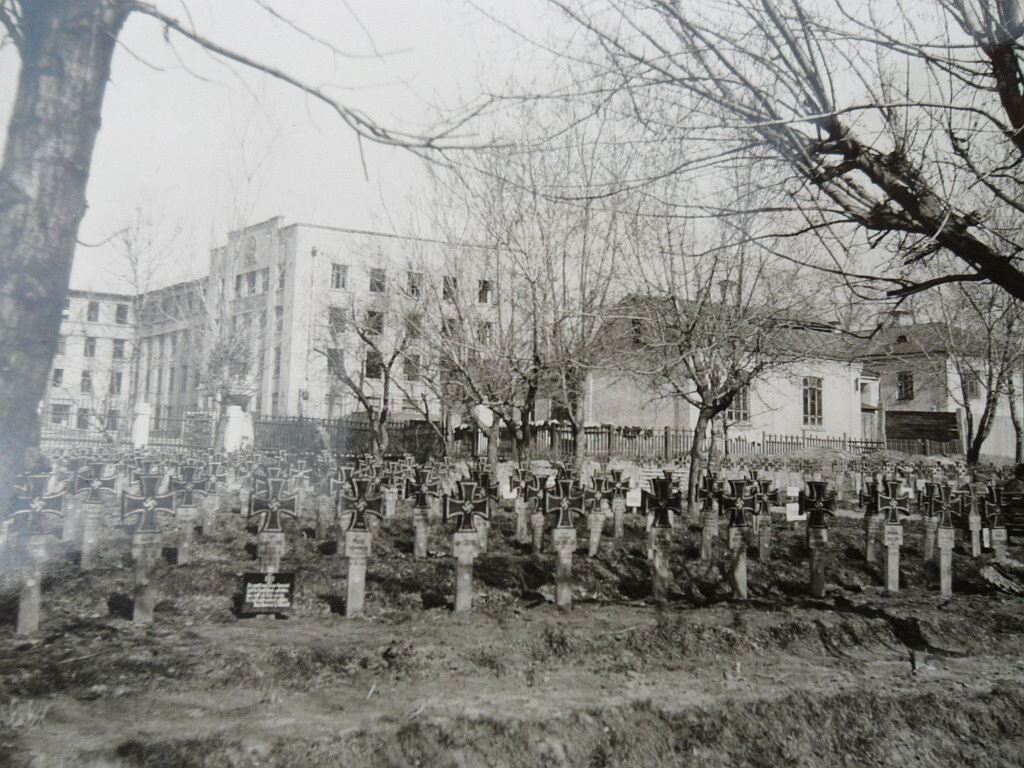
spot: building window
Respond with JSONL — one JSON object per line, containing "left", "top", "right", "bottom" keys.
{"left": 57, "top": 335, "right": 66, "bottom": 355}
{"left": 51, "top": 368, "right": 63, "bottom": 388}
{"left": 169, "top": 332, "right": 177, "bottom": 356}
{"left": 115, "top": 303, "right": 129, "bottom": 324}
{"left": 328, "top": 307, "right": 347, "bottom": 336}
{"left": 51, "top": 404, "right": 71, "bottom": 426}
{"left": 235, "top": 273, "right": 244, "bottom": 297}
{"left": 80, "top": 370, "right": 92, "bottom": 394}
{"left": 726, "top": 386, "right": 750, "bottom": 423}
{"left": 84, "top": 336, "right": 96, "bottom": 357}
{"left": 802, "top": 376, "right": 823, "bottom": 427}
{"left": 76, "top": 408, "right": 91, "bottom": 430}
{"left": 145, "top": 368, "right": 152, "bottom": 395}
{"left": 277, "top": 264, "right": 287, "bottom": 291}
{"left": 365, "top": 349, "right": 384, "bottom": 379}
{"left": 87, "top": 301, "right": 99, "bottom": 322}
{"left": 273, "top": 347, "right": 281, "bottom": 378}
{"left": 106, "top": 410, "right": 120, "bottom": 432}
{"left": 247, "top": 271, "right": 257, "bottom": 295}
{"left": 365, "top": 310, "right": 384, "bottom": 335}
{"left": 327, "top": 348, "right": 345, "bottom": 376}
{"left": 630, "top": 318, "right": 643, "bottom": 346}
{"left": 109, "top": 371, "right": 123, "bottom": 395}
{"left": 402, "top": 397, "right": 417, "bottom": 412}
{"left": 477, "top": 321, "right": 494, "bottom": 345}
{"left": 441, "top": 317, "right": 458, "bottom": 338}
{"left": 156, "top": 367, "right": 163, "bottom": 395}
{"left": 405, "top": 313, "right": 421, "bottom": 340}
{"left": 369, "top": 267, "right": 386, "bottom": 293}
{"left": 167, "top": 367, "right": 175, "bottom": 394}
{"left": 964, "top": 376, "right": 981, "bottom": 400}
{"left": 260, "top": 268, "right": 269, "bottom": 293}
{"left": 897, "top": 371, "right": 914, "bottom": 401}
{"left": 403, "top": 354, "right": 420, "bottom": 381}
{"left": 477, "top": 279, "right": 494, "bottom": 304}
{"left": 331, "top": 263, "right": 348, "bottom": 290}
{"left": 407, "top": 271, "right": 423, "bottom": 297}
{"left": 112, "top": 339, "right": 125, "bottom": 360}
{"left": 443, "top": 275, "right": 457, "bottom": 301}
{"left": 271, "top": 393, "right": 279, "bottom": 415}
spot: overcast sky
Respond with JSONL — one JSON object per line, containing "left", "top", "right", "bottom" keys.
{"left": 0, "top": 0, "right": 558, "bottom": 293}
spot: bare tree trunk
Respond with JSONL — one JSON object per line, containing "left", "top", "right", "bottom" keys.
{"left": 0, "top": 1, "right": 129, "bottom": 494}
{"left": 375, "top": 413, "right": 389, "bottom": 458}
{"left": 1009, "top": 376, "right": 1024, "bottom": 464}
{"left": 213, "top": 398, "right": 229, "bottom": 452}
{"left": 968, "top": 396, "right": 1000, "bottom": 468}
{"left": 707, "top": 414, "right": 724, "bottom": 473}
{"left": 487, "top": 418, "right": 500, "bottom": 478}
{"left": 686, "top": 409, "right": 712, "bottom": 516}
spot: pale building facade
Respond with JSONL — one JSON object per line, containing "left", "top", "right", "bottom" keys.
{"left": 42, "top": 289, "right": 135, "bottom": 438}
{"left": 587, "top": 357, "right": 876, "bottom": 442}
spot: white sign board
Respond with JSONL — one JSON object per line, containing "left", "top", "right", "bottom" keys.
{"left": 785, "top": 502, "right": 804, "bottom": 522}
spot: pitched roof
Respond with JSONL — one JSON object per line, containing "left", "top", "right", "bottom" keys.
{"left": 614, "top": 294, "right": 864, "bottom": 363}
{"left": 857, "top": 322, "right": 966, "bottom": 359}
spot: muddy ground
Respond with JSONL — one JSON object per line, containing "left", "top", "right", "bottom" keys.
{"left": 2, "top": 499, "right": 1023, "bottom": 767}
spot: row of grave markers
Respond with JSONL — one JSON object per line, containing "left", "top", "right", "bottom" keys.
{"left": 3, "top": 451, "right": 1016, "bottom": 635}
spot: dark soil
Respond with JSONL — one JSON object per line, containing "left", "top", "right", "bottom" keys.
{"left": 2, "top": 496, "right": 1023, "bottom": 766}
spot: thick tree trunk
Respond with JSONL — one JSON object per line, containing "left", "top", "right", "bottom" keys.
{"left": 0, "top": 1, "right": 129, "bottom": 496}
{"left": 686, "top": 409, "right": 712, "bottom": 516}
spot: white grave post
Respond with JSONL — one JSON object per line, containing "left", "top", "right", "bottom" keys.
{"left": 552, "top": 526, "right": 577, "bottom": 609}
{"left": 452, "top": 530, "right": 479, "bottom": 613}
{"left": 937, "top": 524, "right": 955, "bottom": 597}
{"left": 650, "top": 525, "right": 673, "bottom": 604}
{"left": 808, "top": 525, "right": 828, "bottom": 598}
{"left": 882, "top": 521, "right": 903, "bottom": 593}
{"left": 16, "top": 534, "right": 49, "bottom": 636}
{"left": 344, "top": 528, "right": 372, "bottom": 618}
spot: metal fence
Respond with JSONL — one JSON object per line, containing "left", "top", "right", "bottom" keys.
{"left": 36, "top": 409, "right": 965, "bottom": 461}
{"left": 456, "top": 424, "right": 961, "bottom": 462}
{"left": 252, "top": 416, "right": 445, "bottom": 462}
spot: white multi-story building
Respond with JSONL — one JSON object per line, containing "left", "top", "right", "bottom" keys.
{"left": 42, "top": 289, "right": 135, "bottom": 439}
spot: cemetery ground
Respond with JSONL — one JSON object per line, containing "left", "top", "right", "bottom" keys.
{"left": 2, "top": 481, "right": 1024, "bottom": 766}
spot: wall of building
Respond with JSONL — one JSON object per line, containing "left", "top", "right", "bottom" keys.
{"left": 719, "top": 360, "right": 866, "bottom": 441}
{"left": 586, "top": 371, "right": 689, "bottom": 429}
{"left": 42, "top": 291, "right": 135, "bottom": 435}
{"left": 134, "top": 280, "right": 205, "bottom": 430}
{"left": 586, "top": 358, "right": 867, "bottom": 440}
{"left": 873, "top": 355, "right": 950, "bottom": 412}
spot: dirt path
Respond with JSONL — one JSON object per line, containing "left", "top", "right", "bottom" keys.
{"left": 9, "top": 601, "right": 1024, "bottom": 766}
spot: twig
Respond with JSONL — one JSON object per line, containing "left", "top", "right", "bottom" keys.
{"left": 366, "top": 683, "right": 376, "bottom": 700}
{"left": 57, "top": 651, "right": 105, "bottom": 665}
